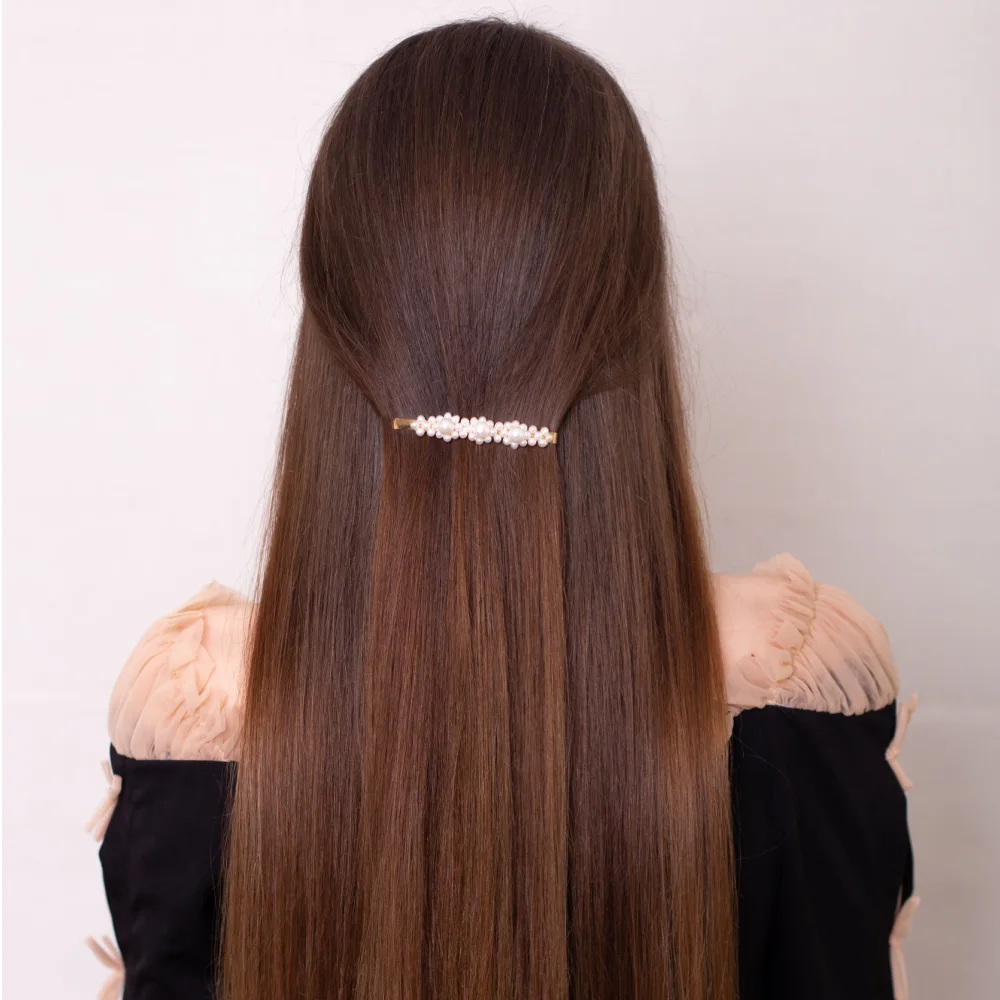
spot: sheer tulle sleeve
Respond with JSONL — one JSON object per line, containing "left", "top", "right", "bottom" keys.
{"left": 108, "top": 583, "right": 251, "bottom": 762}
{"left": 719, "top": 554, "right": 917, "bottom": 1000}
{"left": 716, "top": 553, "right": 899, "bottom": 716}
{"left": 88, "top": 583, "right": 250, "bottom": 997}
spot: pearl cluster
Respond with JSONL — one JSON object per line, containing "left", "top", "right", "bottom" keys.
{"left": 408, "top": 413, "right": 554, "bottom": 449}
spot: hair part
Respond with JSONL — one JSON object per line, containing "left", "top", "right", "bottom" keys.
{"left": 221, "top": 18, "right": 735, "bottom": 1000}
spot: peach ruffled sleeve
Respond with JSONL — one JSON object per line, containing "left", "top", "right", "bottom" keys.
{"left": 716, "top": 553, "right": 900, "bottom": 717}
{"left": 718, "top": 554, "right": 916, "bottom": 998}
{"left": 108, "top": 582, "right": 251, "bottom": 761}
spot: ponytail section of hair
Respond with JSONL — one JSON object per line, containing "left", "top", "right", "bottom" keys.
{"left": 222, "top": 334, "right": 571, "bottom": 999}
{"left": 356, "top": 429, "right": 568, "bottom": 998}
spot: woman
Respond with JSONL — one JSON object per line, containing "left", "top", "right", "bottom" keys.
{"left": 87, "top": 18, "right": 916, "bottom": 1000}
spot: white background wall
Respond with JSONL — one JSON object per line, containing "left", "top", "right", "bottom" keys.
{"left": 4, "top": 1, "right": 997, "bottom": 996}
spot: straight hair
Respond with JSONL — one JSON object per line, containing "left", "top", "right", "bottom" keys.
{"left": 222, "top": 19, "right": 735, "bottom": 1000}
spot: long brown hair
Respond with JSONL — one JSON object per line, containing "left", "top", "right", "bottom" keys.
{"left": 222, "top": 19, "right": 734, "bottom": 1000}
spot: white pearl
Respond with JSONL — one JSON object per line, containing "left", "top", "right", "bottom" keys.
{"left": 398, "top": 413, "right": 554, "bottom": 449}
{"left": 507, "top": 424, "right": 528, "bottom": 446}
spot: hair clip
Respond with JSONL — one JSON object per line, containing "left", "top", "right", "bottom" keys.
{"left": 392, "top": 413, "right": 556, "bottom": 449}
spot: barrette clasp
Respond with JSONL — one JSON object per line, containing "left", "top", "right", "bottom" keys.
{"left": 392, "top": 413, "right": 556, "bottom": 449}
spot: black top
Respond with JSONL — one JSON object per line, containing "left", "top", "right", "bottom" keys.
{"left": 99, "top": 702, "right": 913, "bottom": 999}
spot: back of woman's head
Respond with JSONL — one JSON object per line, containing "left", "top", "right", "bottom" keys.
{"left": 223, "top": 19, "right": 735, "bottom": 1000}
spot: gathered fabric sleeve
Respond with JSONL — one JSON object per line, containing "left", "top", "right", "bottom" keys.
{"left": 108, "top": 582, "right": 250, "bottom": 762}
{"left": 720, "top": 554, "right": 917, "bottom": 1000}
{"left": 88, "top": 582, "right": 251, "bottom": 999}
{"left": 716, "top": 554, "right": 900, "bottom": 718}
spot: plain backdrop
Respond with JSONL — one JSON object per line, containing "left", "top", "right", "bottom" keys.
{"left": 3, "top": 1, "right": 997, "bottom": 996}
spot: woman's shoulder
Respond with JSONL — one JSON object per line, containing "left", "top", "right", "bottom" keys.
{"left": 106, "top": 553, "right": 901, "bottom": 762}
{"left": 714, "top": 552, "right": 900, "bottom": 718}
{"left": 719, "top": 556, "right": 915, "bottom": 997}
{"left": 108, "top": 581, "right": 252, "bottom": 762}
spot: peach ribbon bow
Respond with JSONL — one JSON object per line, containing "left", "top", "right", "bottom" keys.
{"left": 885, "top": 694, "right": 918, "bottom": 791}
{"left": 85, "top": 934, "right": 124, "bottom": 1000}
{"left": 889, "top": 894, "right": 920, "bottom": 1000}
{"left": 85, "top": 760, "right": 122, "bottom": 842}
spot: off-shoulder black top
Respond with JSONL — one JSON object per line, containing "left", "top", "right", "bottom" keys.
{"left": 91, "top": 556, "right": 917, "bottom": 999}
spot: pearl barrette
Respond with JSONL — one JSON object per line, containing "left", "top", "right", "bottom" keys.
{"left": 392, "top": 414, "right": 556, "bottom": 449}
